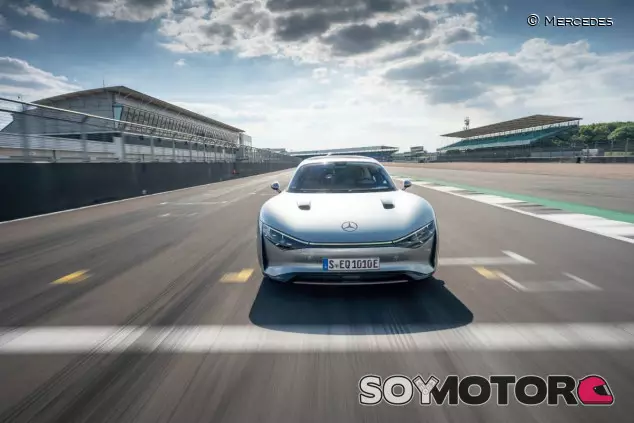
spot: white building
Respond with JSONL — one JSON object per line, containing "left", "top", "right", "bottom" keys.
{"left": 1, "top": 86, "right": 250, "bottom": 161}
{"left": 3, "top": 86, "right": 246, "bottom": 145}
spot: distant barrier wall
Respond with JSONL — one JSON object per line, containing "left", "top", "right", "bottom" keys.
{"left": 434, "top": 156, "right": 633, "bottom": 164}
{"left": 0, "top": 161, "right": 296, "bottom": 222}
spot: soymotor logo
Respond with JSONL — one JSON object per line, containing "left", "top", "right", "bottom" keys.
{"left": 359, "top": 374, "right": 614, "bottom": 406}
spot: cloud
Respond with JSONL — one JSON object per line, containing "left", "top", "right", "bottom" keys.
{"left": 11, "top": 3, "right": 61, "bottom": 22}
{"left": 381, "top": 37, "right": 634, "bottom": 106}
{"left": 312, "top": 67, "right": 332, "bottom": 83}
{"left": 10, "top": 30, "right": 39, "bottom": 40}
{"left": 174, "top": 58, "right": 186, "bottom": 66}
{"left": 0, "top": 14, "right": 7, "bottom": 30}
{"left": 323, "top": 15, "right": 433, "bottom": 56}
{"left": 310, "top": 101, "right": 328, "bottom": 109}
{"left": 0, "top": 57, "right": 81, "bottom": 100}
{"left": 160, "top": 1, "right": 281, "bottom": 59}
{"left": 52, "top": 0, "right": 172, "bottom": 22}
{"left": 380, "top": 12, "right": 481, "bottom": 60}
{"left": 387, "top": 56, "right": 547, "bottom": 104}
{"left": 312, "top": 67, "right": 328, "bottom": 79}
{"left": 157, "top": 0, "right": 480, "bottom": 64}
{"left": 274, "top": 12, "right": 332, "bottom": 42}
{"left": 266, "top": 0, "right": 412, "bottom": 21}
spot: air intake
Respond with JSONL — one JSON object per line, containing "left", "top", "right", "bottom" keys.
{"left": 297, "top": 199, "right": 311, "bottom": 210}
{"left": 381, "top": 198, "right": 395, "bottom": 209}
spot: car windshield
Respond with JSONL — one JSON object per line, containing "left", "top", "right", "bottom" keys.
{"left": 287, "top": 161, "right": 397, "bottom": 193}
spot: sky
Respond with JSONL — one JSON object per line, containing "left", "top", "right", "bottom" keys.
{"left": 1, "top": 0, "right": 633, "bottom": 152}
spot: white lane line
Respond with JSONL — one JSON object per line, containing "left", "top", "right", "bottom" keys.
{"left": 502, "top": 251, "right": 535, "bottom": 264}
{"left": 394, "top": 177, "right": 634, "bottom": 245}
{"left": 159, "top": 212, "right": 201, "bottom": 218}
{"left": 541, "top": 214, "right": 634, "bottom": 237}
{"left": 161, "top": 202, "right": 222, "bottom": 205}
{"left": 593, "top": 226, "right": 634, "bottom": 236}
{"left": 2, "top": 324, "right": 634, "bottom": 353}
{"left": 552, "top": 219, "right": 631, "bottom": 229}
{"left": 564, "top": 273, "right": 603, "bottom": 291}
{"left": 0, "top": 170, "right": 294, "bottom": 225}
{"left": 439, "top": 251, "right": 535, "bottom": 266}
{"left": 429, "top": 186, "right": 465, "bottom": 192}
{"left": 546, "top": 214, "right": 634, "bottom": 228}
{"left": 547, "top": 214, "right": 615, "bottom": 224}
{"left": 496, "top": 272, "right": 602, "bottom": 292}
{"left": 520, "top": 281, "right": 598, "bottom": 292}
{"left": 495, "top": 272, "right": 526, "bottom": 291}
{"left": 465, "top": 195, "right": 526, "bottom": 205}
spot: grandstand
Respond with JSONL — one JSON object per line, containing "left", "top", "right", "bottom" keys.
{"left": 392, "top": 145, "right": 436, "bottom": 162}
{"left": 0, "top": 86, "right": 253, "bottom": 162}
{"left": 290, "top": 146, "right": 398, "bottom": 161}
{"left": 438, "top": 115, "right": 582, "bottom": 161}
{"left": 3, "top": 86, "right": 247, "bottom": 143}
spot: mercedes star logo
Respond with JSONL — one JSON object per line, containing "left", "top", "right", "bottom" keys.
{"left": 341, "top": 221, "right": 358, "bottom": 232}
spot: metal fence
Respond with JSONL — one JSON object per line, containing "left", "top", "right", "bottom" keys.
{"left": 0, "top": 97, "right": 301, "bottom": 165}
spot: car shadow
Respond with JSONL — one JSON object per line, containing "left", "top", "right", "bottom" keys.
{"left": 248, "top": 277, "right": 473, "bottom": 335}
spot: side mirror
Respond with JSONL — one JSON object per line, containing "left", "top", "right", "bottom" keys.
{"left": 271, "top": 181, "right": 281, "bottom": 192}
{"left": 403, "top": 180, "right": 412, "bottom": 190}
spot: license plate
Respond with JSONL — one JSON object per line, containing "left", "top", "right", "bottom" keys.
{"left": 322, "top": 258, "right": 380, "bottom": 271}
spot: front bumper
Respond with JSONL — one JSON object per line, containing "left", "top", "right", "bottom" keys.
{"left": 258, "top": 233, "right": 437, "bottom": 284}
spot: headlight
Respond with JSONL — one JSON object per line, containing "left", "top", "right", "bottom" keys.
{"left": 262, "top": 223, "right": 308, "bottom": 250}
{"left": 392, "top": 221, "right": 435, "bottom": 249}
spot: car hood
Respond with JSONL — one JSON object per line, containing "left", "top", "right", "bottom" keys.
{"left": 259, "top": 190, "right": 435, "bottom": 243}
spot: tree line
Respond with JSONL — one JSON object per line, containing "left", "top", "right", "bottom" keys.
{"left": 557, "top": 121, "right": 634, "bottom": 145}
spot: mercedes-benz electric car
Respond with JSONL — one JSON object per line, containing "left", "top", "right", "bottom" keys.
{"left": 256, "top": 155, "right": 438, "bottom": 284}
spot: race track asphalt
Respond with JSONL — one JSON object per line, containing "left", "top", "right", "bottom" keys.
{"left": 0, "top": 168, "right": 632, "bottom": 423}
{"left": 386, "top": 164, "right": 634, "bottom": 214}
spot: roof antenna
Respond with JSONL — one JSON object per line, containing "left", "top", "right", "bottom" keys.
{"left": 103, "top": 77, "right": 106, "bottom": 88}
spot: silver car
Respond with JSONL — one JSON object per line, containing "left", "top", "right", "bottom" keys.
{"left": 256, "top": 155, "right": 438, "bottom": 284}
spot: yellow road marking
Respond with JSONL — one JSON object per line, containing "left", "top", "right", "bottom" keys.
{"left": 472, "top": 266, "right": 500, "bottom": 280}
{"left": 220, "top": 268, "right": 254, "bottom": 283}
{"left": 52, "top": 270, "right": 90, "bottom": 285}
